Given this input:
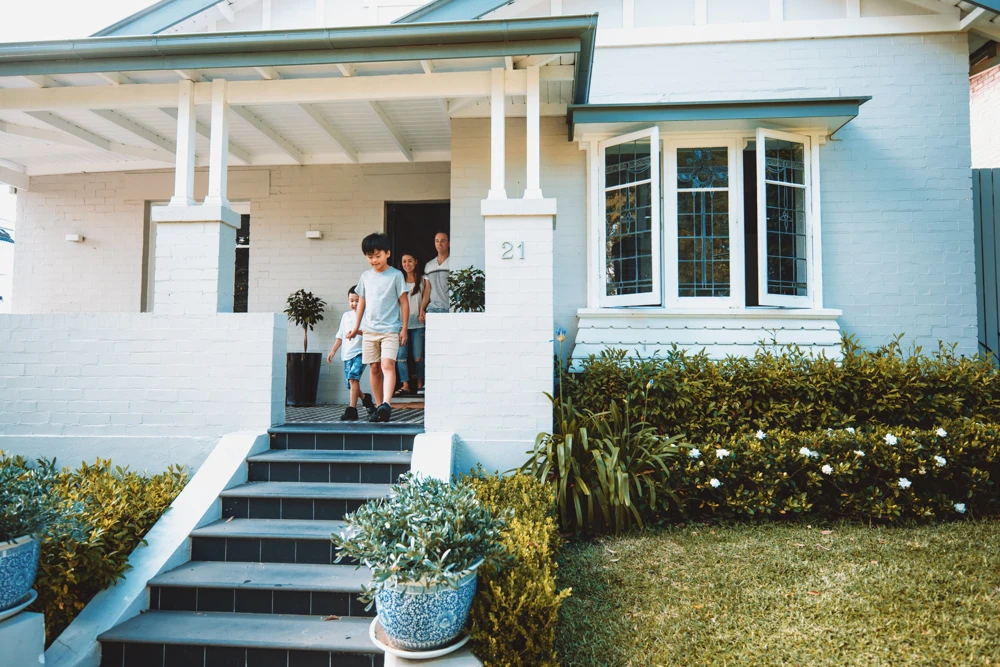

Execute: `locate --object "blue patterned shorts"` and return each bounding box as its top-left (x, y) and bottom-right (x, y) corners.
top-left (344, 354), bottom-right (364, 387)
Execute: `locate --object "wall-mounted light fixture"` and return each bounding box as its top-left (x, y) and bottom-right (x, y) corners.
top-left (305, 230), bottom-right (323, 240)
top-left (65, 234), bottom-right (84, 242)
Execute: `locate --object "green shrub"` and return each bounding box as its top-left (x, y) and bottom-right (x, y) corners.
top-left (463, 470), bottom-right (571, 667)
top-left (565, 336), bottom-right (1000, 444)
top-left (0, 455), bottom-right (84, 543)
top-left (668, 420), bottom-right (999, 523)
top-left (0, 457), bottom-right (188, 644)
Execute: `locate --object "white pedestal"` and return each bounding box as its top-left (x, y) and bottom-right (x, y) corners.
top-left (384, 647), bottom-right (483, 667)
top-left (0, 611), bottom-right (45, 665)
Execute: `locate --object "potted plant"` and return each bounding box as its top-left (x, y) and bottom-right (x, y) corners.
top-left (0, 456), bottom-right (81, 615)
top-left (332, 473), bottom-right (510, 652)
top-left (284, 289), bottom-right (327, 406)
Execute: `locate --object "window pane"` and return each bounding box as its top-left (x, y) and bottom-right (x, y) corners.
top-left (764, 138), bottom-right (805, 185)
top-left (677, 147), bottom-right (729, 189)
top-left (605, 138), bottom-right (654, 298)
top-left (765, 183), bottom-right (807, 296)
top-left (676, 147), bottom-right (730, 298)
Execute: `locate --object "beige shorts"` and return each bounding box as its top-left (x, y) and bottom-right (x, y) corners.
top-left (362, 331), bottom-right (400, 364)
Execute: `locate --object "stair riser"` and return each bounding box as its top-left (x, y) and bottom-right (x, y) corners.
top-left (148, 586), bottom-right (376, 618)
top-left (221, 497), bottom-right (370, 521)
top-left (247, 461), bottom-right (410, 485)
top-left (100, 642), bottom-right (383, 667)
top-left (270, 432), bottom-right (413, 451)
top-left (192, 537), bottom-right (357, 566)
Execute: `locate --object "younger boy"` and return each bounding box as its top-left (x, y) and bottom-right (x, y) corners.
top-left (347, 233), bottom-right (409, 423)
top-left (327, 286), bottom-right (376, 421)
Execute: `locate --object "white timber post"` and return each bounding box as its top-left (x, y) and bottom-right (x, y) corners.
top-left (169, 79), bottom-right (196, 207)
top-left (204, 78), bottom-right (230, 209)
top-left (153, 78), bottom-right (240, 315)
top-left (524, 65), bottom-right (543, 200)
top-left (488, 68), bottom-right (507, 200)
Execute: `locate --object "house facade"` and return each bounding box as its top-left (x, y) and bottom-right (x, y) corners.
top-left (0, 0), bottom-right (997, 475)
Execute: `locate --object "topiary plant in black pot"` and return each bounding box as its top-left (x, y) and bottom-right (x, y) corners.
top-left (284, 289), bottom-right (327, 406)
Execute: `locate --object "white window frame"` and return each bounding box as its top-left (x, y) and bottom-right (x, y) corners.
top-left (663, 136), bottom-right (742, 308)
top-left (597, 126), bottom-right (662, 308)
top-left (756, 128), bottom-right (813, 308)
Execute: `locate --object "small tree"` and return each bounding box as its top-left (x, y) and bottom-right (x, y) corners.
top-left (449, 266), bottom-right (486, 313)
top-left (284, 289), bottom-right (326, 353)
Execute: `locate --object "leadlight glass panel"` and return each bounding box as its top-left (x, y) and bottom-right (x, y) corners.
top-left (605, 138), bottom-right (654, 297)
top-left (676, 148), bottom-right (730, 298)
top-left (763, 138), bottom-right (808, 297)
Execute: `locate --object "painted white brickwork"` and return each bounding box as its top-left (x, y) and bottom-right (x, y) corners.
top-left (152, 216), bottom-right (237, 315)
top-left (425, 201), bottom-right (556, 474)
top-left (971, 66), bottom-right (1000, 169)
top-left (0, 313), bottom-right (286, 472)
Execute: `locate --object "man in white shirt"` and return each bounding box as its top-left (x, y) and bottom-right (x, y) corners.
top-left (420, 232), bottom-right (451, 319)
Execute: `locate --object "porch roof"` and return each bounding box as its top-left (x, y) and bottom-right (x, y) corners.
top-left (566, 96), bottom-right (872, 140)
top-left (0, 15), bottom-right (596, 180)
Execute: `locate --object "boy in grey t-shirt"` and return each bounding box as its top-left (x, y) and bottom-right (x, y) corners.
top-left (347, 233), bottom-right (409, 423)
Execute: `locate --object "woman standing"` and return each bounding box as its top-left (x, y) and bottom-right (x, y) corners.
top-left (395, 252), bottom-right (429, 396)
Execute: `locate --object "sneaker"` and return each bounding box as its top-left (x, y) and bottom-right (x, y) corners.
top-left (376, 403), bottom-right (392, 423)
top-left (361, 393), bottom-right (376, 415)
top-left (416, 386), bottom-right (425, 396)
top-left (340, 406), bottom-right (359, 421)
top-left (368, 405), bottom-right (382, 423)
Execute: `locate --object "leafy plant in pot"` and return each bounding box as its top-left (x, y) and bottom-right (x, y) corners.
top-left (284, 289), bottom-right (327, 406)
top-left (0, 455), bottom-right (84, 615)
top-left (332, 473), bottom-right (510, 652)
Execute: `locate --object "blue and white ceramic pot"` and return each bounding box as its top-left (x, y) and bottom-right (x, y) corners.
top-left (375, 560), bottom-right (482, 651)
top-left (0, 536), bottom-right (40, 611)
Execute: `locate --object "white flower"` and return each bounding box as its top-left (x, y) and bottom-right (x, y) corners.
top-left (934, 455), bottom-right (946, 468)
top-left (854, 450), bottom-right (865, 457)
top-left (884, 434), bottom-right (898, 446)
top-left (954, 503), bottom-right (966, 514)
top-left (716, 448), bottom-right (731, 459)
top-left (898, 477), bottom-right (911, 489)
top-left (936, 428), bottom-right (948, 438)
top-left (755, 430), bottom-right (766, 440)
top-left (798, 447), bottom-right (820, 458)
top-left (709, 478), bottom-right (721, 488)
top-left (821, 464), bottom-right (833, 475)
top-left (799, 446), bottom-right (811, 457)
top-left (918, 467), bottom-right (927, 476)
top-left (689, 448), bottom-right (701, 459)
top-left (846, 427), bottom-right (856, 434)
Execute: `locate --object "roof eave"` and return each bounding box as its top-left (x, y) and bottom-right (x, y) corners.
top-left (394, 0), bottom-right (516, 24)
top-left (94, 0), bottom-right (222, 37)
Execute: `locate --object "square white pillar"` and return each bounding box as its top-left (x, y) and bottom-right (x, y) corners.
top-left (203, 78), bottom-right (230, 209)
top-left (487, 68), bottom-right (507, 200)
top-left (169, 79), bottom-right (197, 208)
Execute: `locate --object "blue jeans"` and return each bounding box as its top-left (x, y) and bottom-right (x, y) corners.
top-left (343, 354), bottom-right (364, 389)
top-left (396, 327), bottom-right (425, 384)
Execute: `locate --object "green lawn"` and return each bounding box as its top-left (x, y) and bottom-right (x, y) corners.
top-left (556, 521), bottom-right (1000, 666)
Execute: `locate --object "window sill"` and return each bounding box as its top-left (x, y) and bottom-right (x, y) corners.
top-left (576, 307), bottom-right (843, 320)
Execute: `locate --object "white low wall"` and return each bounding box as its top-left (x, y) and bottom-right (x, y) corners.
top-left (0, 313), bottom-right (285, 472)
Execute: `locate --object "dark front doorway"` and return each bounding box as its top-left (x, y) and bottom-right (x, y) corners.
top-left (386, 201), bottom-right (450, 271)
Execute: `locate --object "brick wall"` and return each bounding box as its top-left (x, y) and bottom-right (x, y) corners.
top-left (591, 33), bottom-right (978, 353)
top-left (0, 312), bottom-right (286, 472)
top-left (971, 65), bottom-right (1000, 168)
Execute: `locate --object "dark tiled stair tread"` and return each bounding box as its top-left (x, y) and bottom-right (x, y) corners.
top-left (248, 451), bottom-right (412, 464)
top-left (269, 423), bottom-right (423, 435)
top-left (192, 519), bottom-right (348, 540)
top-left (149, 562), bottom-right (370, 592)
top-left (98, 611), bottom-right (377, 653)
top-left (219, 482), bottom-right (392, 499)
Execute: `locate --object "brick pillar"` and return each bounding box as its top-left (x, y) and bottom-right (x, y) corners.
top-left (151, 204), bottom-right (240, 315)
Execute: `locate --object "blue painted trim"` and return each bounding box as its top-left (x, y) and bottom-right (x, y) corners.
top-left (566, 97), bottom-right (871, 140)
top-left (394, 0), bottom-right (515, 24)
top-left (93, 0), bottom-right (220, 37)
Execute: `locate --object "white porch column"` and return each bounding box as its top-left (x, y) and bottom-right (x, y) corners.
top-left (153, 78), bottom-right (240, 315)
top-left (203, 78), bottom-right (230, 208)
top-left (487, 68), bottom-right (507, 200)
top-left (523, 65), bottom-right (543, 200)
top-left (169, 79), bottom-right (196, 207)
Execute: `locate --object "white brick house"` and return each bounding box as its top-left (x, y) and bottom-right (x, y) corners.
top-left (1, 0), bottom-right (998, 475)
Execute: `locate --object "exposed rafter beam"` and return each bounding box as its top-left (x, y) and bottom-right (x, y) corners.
top-left (22, 111), bottom-right (173, 162)
top-left (420, 60), bottom-right (435, 75)
top-left (175, 70), bottom-right (206, 82)
top-left (255, 66), bottom-right (281, 80)
top-left (0, 162), bottom-right (29, 190)
top-left (447, 97), bottom-right (481, 115)
top-left (962, 7), bottom-right (990, 29)
top-left (300, 104), bottom-right (358, 163)
top-left (504, 56), bottom-right (514, 71)
top-left (231, 105), bottom-right (304, 164)
top-left (21, 75), bottom-right (58, 88)
top-left (368, 101), bottom-right (412, 162)
top-left (160, 107), bottom-right (251, 165)
top-left (901, 0), bottom-right (956, 15)
top-left (514, 54), bottom-right (562, 69)
top-left (95, 72), bottom-right (133, 85)
top-left (336, 64), bottom-right (355, 78)
top-left (90, 109), bottom-right (176, 153)
top-left (216, 1), bottom-right (236, 23)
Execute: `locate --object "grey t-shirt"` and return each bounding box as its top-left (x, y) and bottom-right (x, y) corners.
top-left (424, 256), bottom-right (451, 312)
top-left (356, 266), bottom-right (408, 333)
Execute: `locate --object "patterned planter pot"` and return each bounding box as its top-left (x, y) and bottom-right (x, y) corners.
top-left (0, 536), bottom-right (40, 612)
top-left (375, 560), bottom-right (482, 651)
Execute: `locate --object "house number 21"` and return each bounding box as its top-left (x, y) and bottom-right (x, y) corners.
top-left (500, 242), bottom-right (525, 260)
